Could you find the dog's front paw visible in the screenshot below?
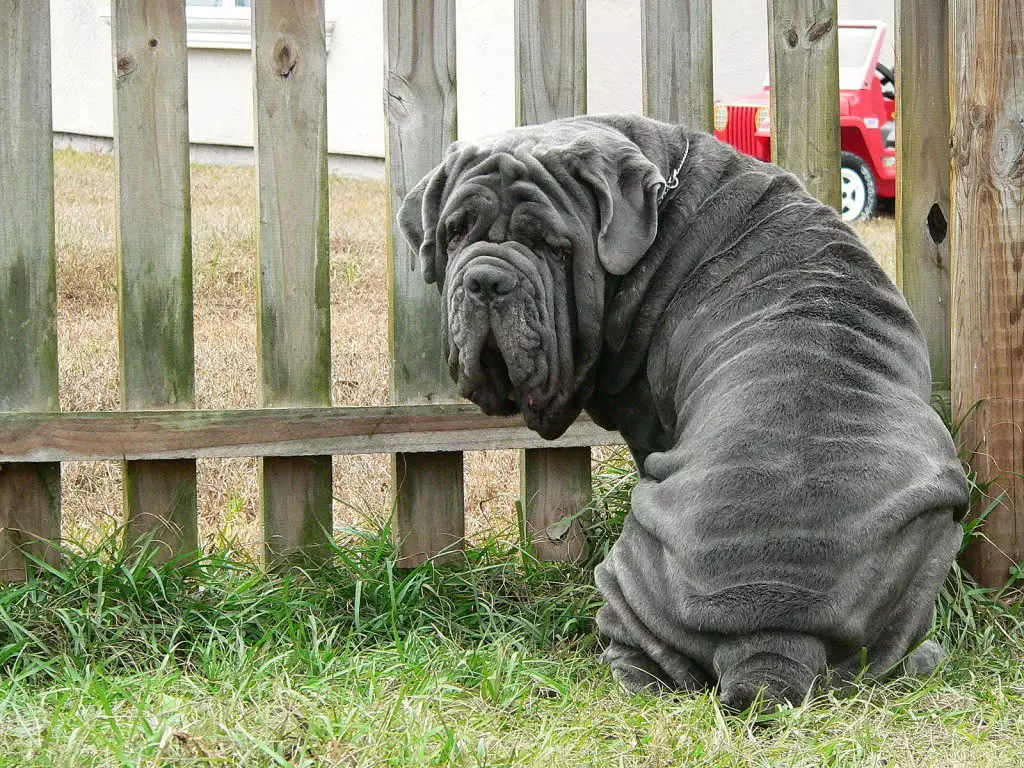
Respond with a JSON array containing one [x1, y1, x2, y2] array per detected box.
[[900, 640, 947, 677]]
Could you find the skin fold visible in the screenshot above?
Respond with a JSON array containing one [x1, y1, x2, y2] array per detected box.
[[398, 114, 970, 712]]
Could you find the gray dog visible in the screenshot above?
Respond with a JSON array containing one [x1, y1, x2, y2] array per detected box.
[[398, 114, 969, 711]]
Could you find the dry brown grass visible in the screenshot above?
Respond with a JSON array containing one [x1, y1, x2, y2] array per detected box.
[[53, 149, 896, 551]]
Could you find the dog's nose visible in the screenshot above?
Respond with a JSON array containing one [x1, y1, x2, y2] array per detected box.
[[464, 263, 517, 301]]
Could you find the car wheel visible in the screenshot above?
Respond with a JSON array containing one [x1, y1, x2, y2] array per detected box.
[[840, 152, 877, 222]]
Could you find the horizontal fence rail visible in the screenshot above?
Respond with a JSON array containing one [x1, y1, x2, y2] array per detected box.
[[0, 406, 619, 463]]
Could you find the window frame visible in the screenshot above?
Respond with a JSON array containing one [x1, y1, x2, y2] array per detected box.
[[99, 2, 336, 52], [181, 2, 253, 50]]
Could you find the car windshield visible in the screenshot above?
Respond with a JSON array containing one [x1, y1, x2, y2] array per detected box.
[[838, 26, 881, 89], [839, 27, 877, 69], [764, 25, 882, 90]]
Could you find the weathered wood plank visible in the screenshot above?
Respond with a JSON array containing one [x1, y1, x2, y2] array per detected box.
[[384, 0, 465, 567], [112, 0, 197, 561], [950, 0, 1024, 589], [393, 452, 464, 565], [514, 0, 592, 562], [895, 0, 952, 392], [262, 456, 333, 565], [253, 0, 333, 566], [122, 460, 198, 557], [0, 465, 60, 583], [0, 2, 61, 581], [520, 446, 590, 561], [641, 0, 714, 131], [514, 0, 586, 124], [767, 0, 841, 210], [0, 407, 620, 462]]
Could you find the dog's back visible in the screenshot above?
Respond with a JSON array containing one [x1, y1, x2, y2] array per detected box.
[[591, 123, 969, 709]]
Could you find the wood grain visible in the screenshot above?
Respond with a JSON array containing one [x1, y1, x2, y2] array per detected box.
[[641, 0, 714, 131], [514, 0, 592, 562], [0, 1, 61, 581], [253, 0, 333, 566], [393, 452, 465, 565], [895, 0, 952, 392], [767, 0, 841, 210], [514, 0, 586, 125], [950, 0, 1024, 589], [0, 406, 620, 462], [112, 0, 198, 560], [520, 446, 590, 561], [384, 0, 465, 567]]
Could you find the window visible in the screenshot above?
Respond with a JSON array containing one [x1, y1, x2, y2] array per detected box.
[[101, 1, 334, 52], [183, 0, 252, 50]]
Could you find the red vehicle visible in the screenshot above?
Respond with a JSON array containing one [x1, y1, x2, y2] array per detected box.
[[714, 20, 896, 221]]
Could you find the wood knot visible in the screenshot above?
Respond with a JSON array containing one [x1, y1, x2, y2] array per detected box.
[[993, 119, 1024, 181], [969, 103, 989, 129], [807, 18, 834, 43], [385, 73, 413, 118], [274, 38, 298, 77], [148, 38, 159, 48], [115, 52, 136, 77], [785, 28, 799, 48], [927, 203, 948, 247]]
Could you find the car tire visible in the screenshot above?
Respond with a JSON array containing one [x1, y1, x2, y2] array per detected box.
[[840, 151, 877, 222]]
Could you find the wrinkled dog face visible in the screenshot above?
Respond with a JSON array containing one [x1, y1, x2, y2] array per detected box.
[[398, 121, 666, 439]]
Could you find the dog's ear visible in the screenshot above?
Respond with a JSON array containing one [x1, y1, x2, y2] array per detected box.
[[397, 160, 449, 285], [577, 142, 665, 276]]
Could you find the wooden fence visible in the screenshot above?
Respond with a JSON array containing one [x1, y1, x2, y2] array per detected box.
[[0, 0, 1020, 588]]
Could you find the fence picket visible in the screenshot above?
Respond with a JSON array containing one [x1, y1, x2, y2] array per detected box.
[[950, 0, 1024, 588], [384, 0, 464, 567], [514, 0, 592, 561], [767, 0, 841, 210], [896, 0, 952, 392], [0, 1, 61, 582], [641, 0, 714, 132], [113, 0, 198, 561], [253, 0, 333, 566]]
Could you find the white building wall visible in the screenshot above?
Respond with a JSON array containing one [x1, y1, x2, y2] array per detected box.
[[50, 0, 895, 161]]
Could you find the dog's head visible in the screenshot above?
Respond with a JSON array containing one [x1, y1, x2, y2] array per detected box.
[[398, 119, 667, 438]]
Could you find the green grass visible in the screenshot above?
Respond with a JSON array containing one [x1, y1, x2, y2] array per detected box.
[[3, 458, 1023, 767]]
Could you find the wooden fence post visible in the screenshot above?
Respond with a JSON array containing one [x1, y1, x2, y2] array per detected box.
[[950, 0, 1024, 589], [384, 0, 464, 568], [766, 0, 841, 210], [112, 0, 198, 561], [253, 0, 334, 566], [896, 0, 952, 393], [514, 0, 591, 562], [0, 1, 61, 581], [641, 0, 714, 132]]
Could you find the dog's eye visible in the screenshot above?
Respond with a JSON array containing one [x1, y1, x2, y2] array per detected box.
[[446, 218, 471, 250], [553, 244, 573, 264]]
